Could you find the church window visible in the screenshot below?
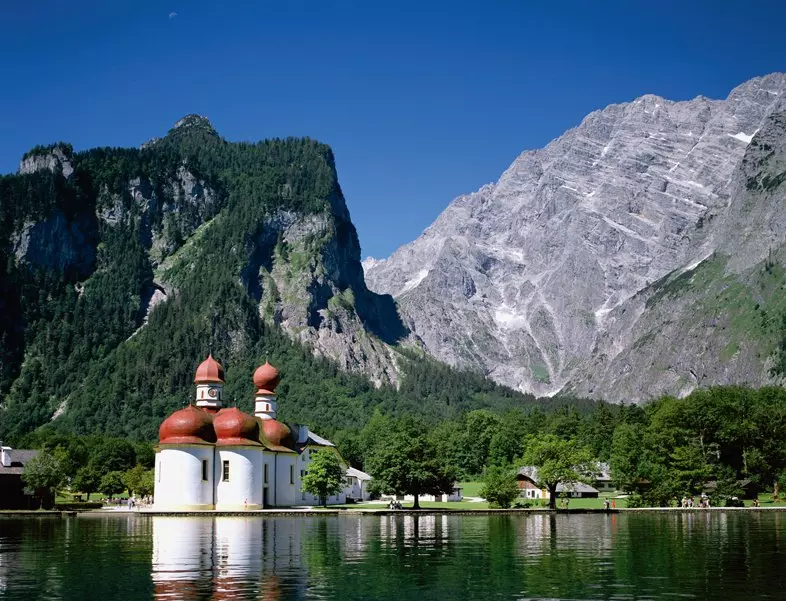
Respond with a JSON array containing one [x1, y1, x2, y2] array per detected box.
[[202, 459, 208, 481], [289, 465, 294, 484], [223, 460, 230, 481], [264, 463, 269, 484]]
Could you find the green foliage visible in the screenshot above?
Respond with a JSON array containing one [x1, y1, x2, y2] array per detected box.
[[21, 451, 64, 495], [366, 417, 457, 509], [72, 465, 102, 500], [123, 464, 154, 497], [100, 471, 126, 498], [479, 466, 520, 508], [521, 434, 596, 509], [301, 450, 346, 507]]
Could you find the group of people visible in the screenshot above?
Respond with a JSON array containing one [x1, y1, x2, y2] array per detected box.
[[388, 500, 403, 510], [680, 495, 711, 508], [602, 498, 618, 510]]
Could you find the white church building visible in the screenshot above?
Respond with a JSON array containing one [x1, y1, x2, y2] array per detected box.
[[153, 355, 370, 510]]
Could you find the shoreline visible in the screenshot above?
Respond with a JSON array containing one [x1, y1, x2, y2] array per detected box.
[[3, 506, 786, 517]]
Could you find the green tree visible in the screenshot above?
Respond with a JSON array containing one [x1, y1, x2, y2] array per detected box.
[[72, 464, 102, 500], [21, 451, 64, 498], [122, 464, 149, 496], [366, 417, 456, 509], [100, 471, 125, 499], [136, 469, 155, 497], [301, 450, 346, 507], [521, 434, 596, 510], [479, 466, 520, 508], [609, 422, 644, 493]]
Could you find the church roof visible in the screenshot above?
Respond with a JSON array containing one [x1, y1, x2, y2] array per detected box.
[[305, 431, 335, 447], [194, 354, 225, 384]]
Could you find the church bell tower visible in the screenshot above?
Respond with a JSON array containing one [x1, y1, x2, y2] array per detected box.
[[194, 354, 225, 412]]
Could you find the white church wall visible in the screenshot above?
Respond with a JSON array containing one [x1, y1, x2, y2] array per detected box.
[[154, 446, 215, 510], [274, 453, 297, 506], [215, 447, 264, 510]]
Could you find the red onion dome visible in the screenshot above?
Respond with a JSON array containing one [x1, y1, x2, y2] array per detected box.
[[194, 354, 225, 384], [253, 362, 280, 394], [213, 407, 262, 446], [159, 405, 216, 445], [261, 418, 291, 447]]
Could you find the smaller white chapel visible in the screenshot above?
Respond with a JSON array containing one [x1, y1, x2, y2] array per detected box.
[[153, 356, 370, 510]]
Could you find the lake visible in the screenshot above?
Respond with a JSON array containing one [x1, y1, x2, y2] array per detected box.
[[1, 512, 785, 600]]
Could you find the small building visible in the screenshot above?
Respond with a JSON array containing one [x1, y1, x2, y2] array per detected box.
[[703, 478, 759, 500], [0, 445, 53, 509], [385, 483, 463, 503], [517, 466, 599, 499], [594, 463, 616, 492], [345, 467, 373, 502]]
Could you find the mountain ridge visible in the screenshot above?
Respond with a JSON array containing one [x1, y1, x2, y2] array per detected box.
[[364, 72, 786, 401]]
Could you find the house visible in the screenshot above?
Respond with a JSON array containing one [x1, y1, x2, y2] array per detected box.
[[516, 466, 599, 499], [703, 478, 759, 500], [594, 463, 616, 492], [384, 483, 463, 503], [153, 355, 369, 510], [0, 445, 53, 509], [345, 467, 373, 502]]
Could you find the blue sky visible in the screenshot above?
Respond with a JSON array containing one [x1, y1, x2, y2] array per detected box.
[[1, 1, 785, 258]]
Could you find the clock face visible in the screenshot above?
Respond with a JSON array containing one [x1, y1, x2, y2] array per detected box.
[[208, 387, 218, 398]]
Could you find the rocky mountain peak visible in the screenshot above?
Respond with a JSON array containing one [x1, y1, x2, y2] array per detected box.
[[19, 143, 74, 178], [365, 72, 786, 400], [171, 114, 216, 133]]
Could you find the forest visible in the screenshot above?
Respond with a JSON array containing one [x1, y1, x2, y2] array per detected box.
[[4, 118, 786, 508]]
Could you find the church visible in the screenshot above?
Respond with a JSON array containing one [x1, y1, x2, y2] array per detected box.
[[153, 355, 371, 510]]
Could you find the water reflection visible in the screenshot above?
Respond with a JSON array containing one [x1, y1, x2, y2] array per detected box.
[[4, 513, 786, 600], [152, 517, 308, 600]]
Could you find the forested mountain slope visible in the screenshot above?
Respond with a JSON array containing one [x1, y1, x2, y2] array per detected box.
[[0, 116, 559, 442], [365, 73, 786, 401]]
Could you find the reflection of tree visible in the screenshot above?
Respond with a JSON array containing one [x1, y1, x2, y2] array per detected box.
[[7, 513, 786, 601]]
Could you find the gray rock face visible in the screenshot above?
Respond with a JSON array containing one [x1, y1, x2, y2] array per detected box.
[[19, 145, 74, 178], [11, 210, 96, 275], [245, 204, 407, 387], [364, 73, 786, 400]]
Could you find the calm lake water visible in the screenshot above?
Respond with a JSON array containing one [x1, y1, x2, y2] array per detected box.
[[1, 512, 786, 600]]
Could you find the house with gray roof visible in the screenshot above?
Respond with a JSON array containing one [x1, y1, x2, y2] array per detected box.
[[0, 444, 53, 509], [516, 465, 599, 500]]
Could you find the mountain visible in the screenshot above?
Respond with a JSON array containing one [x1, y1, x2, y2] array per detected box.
[[364, 73, 786, 402], [3, 117, 552, 442]]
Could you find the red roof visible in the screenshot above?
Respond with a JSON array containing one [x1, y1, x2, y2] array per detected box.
[[253, 362, 280, 394], [194, 354, 225, 384], [261, 418, 291, 447], [159, 405, 216, 445], [213, 407, 262, 446]]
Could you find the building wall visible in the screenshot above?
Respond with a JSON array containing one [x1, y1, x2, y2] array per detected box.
[[214, 447, 265, 510], [155, 446, 215, 510], [273, 453, 298, 506]]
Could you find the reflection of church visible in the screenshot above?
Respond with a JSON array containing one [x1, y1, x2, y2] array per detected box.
[[153, 356, 370, 510]]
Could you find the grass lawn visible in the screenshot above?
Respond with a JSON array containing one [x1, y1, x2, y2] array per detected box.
[[459, 481, 483, 497], [744, 492, 786, 507]]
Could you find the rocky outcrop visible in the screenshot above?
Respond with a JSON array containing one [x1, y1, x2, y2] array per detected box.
[[19, 145, 74, 178], [365, 73, 786, 400], [11, 210, 97, 276], [245, 203, 408, 386]]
